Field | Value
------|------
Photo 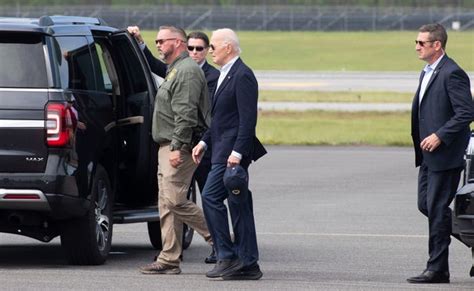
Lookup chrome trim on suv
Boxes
[0,88,63,92]
[0,120,44,128]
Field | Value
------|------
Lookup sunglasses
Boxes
[187,46,205,52]
[209,44,223,51]
[155,38,184,45]
[415,40,436,47]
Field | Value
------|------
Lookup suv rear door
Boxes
[0,32,50,172]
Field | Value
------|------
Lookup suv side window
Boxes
[111,36,148,95]
[55,36,96,91]
[92,40,120,95]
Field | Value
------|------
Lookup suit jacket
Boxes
[202,61,219,99]
[202,58,266,164]
[411,55,474,171]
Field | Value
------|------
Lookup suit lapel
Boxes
[202,61,210,74]
[414,70,425,101]
[421,55,448,103]
[212,58,242,112]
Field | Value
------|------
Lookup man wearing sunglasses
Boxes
[127,27,218,98]
[186,31,220,265]
[408,23,474,284]
[131,25,213,275]
[192,28,267,280]
[187,31,220,97]
[128,26,219,264]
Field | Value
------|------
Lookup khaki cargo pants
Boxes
[157,145,212,266]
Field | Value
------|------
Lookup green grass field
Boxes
[257,111,411,146]
[142,30,474,71]
[259,90,413,103]
[140,30,470,146]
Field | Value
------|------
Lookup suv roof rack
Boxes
[39,15,107,27]
[0,17,37,24]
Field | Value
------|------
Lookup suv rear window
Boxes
[0,33,48,88]
[55,36,96,91]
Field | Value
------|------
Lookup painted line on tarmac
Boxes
[259,232,427,238]
[267,279,457,290]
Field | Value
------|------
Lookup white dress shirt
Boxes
[419,53,444,104]
[200,56,243,161]
[215,56,239,94]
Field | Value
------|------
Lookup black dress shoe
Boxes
[407,270,450,283]
[222,263,263,280]
[206,258,243,278]
[204,247,217,264]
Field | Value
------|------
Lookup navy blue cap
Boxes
[223,165,248,195]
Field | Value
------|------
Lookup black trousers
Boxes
[417,163,462,272]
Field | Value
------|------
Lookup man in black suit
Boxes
[408,23,474,284]
[187,31,220,99]
[192,28,266,280]
[185,31,219,207]
[186,31,219,264]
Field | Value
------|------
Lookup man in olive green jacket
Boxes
[140,25,212,275]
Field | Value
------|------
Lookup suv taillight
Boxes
[46,103,75,147]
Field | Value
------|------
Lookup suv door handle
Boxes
[117,116,144,127]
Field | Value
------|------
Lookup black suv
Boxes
[0,15,195,265]
[453,133,474,276]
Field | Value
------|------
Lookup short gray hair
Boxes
[419,23,448,50]
[213,28,242,54]
[159,25,187,42]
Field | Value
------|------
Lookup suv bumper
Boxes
[0,188,89,220]
[0,189,51,211]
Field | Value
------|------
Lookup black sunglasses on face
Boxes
[415,40,436,47]
[210,43,226,51]
[155,38,185,45]
[187,46,205,52]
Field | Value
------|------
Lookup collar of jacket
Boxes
[167,51,189,70]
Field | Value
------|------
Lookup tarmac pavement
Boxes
[1,146,473,290]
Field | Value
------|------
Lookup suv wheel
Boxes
[60,165,113,265]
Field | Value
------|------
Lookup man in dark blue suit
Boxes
[192,28,266,280]
[408,23,474,284]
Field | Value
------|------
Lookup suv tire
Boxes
[60,165,114,265]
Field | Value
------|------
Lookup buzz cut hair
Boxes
[159,25,187,42]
